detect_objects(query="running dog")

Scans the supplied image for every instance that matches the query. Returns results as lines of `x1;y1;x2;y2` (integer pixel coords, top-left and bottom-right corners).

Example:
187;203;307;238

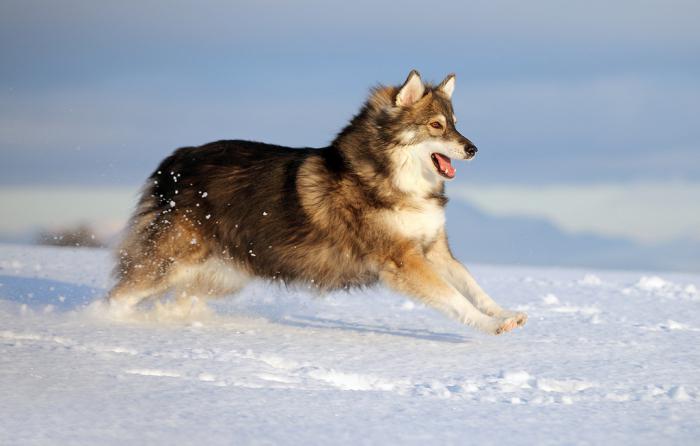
109;70;527;334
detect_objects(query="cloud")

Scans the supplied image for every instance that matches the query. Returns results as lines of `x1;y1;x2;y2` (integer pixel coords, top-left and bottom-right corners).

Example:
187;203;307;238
3;72;698;185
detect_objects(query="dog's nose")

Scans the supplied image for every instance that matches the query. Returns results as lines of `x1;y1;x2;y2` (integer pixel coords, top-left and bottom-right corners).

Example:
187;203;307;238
465;144;478;157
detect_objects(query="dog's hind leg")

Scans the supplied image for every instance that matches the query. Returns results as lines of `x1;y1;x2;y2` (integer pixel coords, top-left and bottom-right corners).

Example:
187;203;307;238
107;279;169;308
380;246;520;335
169;258;251;310
107;252;176;309
108;211;214;308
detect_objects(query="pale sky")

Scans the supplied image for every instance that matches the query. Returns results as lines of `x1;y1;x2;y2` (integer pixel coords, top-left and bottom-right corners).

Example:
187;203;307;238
0;0;699;267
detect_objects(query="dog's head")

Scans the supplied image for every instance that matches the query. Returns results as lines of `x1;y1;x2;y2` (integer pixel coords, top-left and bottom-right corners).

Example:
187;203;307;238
388;70;476;181
335;70;478;194
355;71;476;194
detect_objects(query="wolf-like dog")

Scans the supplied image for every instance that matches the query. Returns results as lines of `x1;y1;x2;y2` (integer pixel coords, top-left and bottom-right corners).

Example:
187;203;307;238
109;70;527;335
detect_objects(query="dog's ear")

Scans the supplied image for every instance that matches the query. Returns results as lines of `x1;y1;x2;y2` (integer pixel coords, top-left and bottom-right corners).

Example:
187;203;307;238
396;70;425;107
438;73;456;99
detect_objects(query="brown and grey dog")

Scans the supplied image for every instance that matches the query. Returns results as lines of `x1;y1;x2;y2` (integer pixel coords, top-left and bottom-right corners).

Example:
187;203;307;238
109;70;527;335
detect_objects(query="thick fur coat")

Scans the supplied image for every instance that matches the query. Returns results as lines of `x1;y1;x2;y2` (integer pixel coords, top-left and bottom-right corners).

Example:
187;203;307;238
109;71;527;334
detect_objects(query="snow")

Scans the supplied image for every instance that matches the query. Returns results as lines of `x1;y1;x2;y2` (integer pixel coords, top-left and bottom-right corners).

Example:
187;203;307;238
1;243;699;445
578;273;602;286
636;275;673;291
541;293;560;305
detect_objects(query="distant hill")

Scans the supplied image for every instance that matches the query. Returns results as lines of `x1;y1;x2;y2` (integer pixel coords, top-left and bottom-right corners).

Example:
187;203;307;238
445;198;700;273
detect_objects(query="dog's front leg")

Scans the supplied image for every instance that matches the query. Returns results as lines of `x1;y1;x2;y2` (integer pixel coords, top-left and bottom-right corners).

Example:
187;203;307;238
439;258;527;327
379;246;520;334
426;232;527;328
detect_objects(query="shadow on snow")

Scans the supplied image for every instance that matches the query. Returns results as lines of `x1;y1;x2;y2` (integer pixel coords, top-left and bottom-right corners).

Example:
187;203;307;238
0;275;103;311
278;314;471;344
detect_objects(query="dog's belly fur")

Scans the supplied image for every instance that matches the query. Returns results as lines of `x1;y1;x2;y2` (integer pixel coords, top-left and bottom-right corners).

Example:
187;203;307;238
113;140;440;294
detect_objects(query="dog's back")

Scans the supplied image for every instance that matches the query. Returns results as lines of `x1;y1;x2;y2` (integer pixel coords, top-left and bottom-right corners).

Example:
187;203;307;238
112;140;380;304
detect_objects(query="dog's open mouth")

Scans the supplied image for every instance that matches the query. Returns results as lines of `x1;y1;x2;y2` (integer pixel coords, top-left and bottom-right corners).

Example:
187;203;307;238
431;153;456;179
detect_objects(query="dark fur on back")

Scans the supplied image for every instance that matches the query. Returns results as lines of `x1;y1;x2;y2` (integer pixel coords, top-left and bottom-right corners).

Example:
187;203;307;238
145;141;378;288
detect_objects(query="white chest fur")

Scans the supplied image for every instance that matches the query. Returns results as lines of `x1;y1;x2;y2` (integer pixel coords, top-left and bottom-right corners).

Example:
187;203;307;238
381;201;445;242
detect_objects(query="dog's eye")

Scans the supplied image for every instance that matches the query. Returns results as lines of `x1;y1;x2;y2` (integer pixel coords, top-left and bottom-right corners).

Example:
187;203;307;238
429;121;443;129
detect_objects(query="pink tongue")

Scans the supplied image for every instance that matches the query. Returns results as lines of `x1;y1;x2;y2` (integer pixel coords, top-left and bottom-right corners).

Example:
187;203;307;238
434;153;456;178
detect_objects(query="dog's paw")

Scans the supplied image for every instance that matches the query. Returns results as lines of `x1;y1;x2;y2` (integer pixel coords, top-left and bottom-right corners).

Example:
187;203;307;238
499;310;528;327
491;315;520;335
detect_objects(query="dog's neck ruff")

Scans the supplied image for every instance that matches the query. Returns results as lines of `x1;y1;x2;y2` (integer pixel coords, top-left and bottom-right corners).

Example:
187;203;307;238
389;145;444;198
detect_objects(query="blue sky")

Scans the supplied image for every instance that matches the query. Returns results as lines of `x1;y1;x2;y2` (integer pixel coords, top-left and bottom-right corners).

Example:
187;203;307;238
1;0;699;268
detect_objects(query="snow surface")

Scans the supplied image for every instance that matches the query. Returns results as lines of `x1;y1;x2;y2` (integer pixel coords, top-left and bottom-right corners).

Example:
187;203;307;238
1;243;699;445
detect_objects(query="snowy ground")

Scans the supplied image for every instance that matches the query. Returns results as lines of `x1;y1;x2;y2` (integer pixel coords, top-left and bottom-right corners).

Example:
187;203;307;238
1;243;699;445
